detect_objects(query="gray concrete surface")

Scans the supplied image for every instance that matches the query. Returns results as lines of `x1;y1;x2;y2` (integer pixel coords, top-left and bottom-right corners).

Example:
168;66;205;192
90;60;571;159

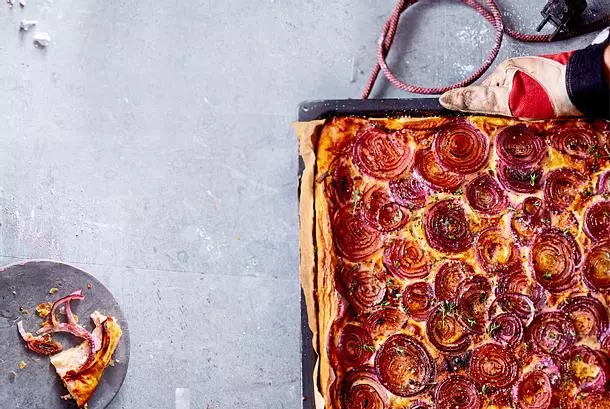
0;0;608;408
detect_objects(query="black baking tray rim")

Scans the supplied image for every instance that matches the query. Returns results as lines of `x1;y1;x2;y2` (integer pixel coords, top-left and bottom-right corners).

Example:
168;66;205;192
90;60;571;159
299;98;452;409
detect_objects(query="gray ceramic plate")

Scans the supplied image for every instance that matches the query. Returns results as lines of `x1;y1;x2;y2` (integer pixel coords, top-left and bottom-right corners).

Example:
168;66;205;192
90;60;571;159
0;260;130;409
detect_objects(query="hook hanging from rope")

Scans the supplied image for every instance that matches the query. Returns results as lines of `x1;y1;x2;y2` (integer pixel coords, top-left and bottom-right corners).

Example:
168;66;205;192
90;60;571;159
361;0;610;98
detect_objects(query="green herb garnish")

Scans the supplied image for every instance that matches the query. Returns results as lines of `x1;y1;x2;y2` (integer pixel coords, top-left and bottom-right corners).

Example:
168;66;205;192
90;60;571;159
481;384;490;395
362;344;376;352
351;188;361;214
454;188;463;195
487;322;501;337
530;173;538;186
439;301;457;320
544;271;553;280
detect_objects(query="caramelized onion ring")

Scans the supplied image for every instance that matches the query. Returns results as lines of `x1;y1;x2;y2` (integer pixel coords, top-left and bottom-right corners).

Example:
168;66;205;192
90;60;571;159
543;168;586;214
402;282;436;321
497;162;543;194
469;343;519;388
333;205;383;261
343;269;387;314
365;308;408;339
584;201;610;243
550;123;599;159
510;197;551;245
433;121;490;174
527;311;576;356
583;240;610;291
340;367;389;409
561;295;609;341
389;173;428;209
466;172;509;215
414;149;465;192
490;313;524;349
352;126;411;179
328;155;361;207
337;324;375;368
426;307;472;354
475;228;521;275
496;124;546;168
434;375;482;409
513;370;552;409
434;260;475;301
530;229;581;293
424;200;473;253
357;186;409;232
489;293;535;326
598;171;610;195
567;346;610;393
375;334;436;397
383;239;431;280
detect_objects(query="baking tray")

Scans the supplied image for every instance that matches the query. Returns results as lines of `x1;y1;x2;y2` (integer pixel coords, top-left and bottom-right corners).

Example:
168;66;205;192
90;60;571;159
298;98;458;409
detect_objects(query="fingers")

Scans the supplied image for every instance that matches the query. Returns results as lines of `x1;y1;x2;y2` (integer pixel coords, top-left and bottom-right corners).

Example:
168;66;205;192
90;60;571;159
439;85;511;116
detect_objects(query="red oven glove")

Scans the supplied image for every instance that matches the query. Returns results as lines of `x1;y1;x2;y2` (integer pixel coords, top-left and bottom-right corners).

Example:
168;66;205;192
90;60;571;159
440;28;610;119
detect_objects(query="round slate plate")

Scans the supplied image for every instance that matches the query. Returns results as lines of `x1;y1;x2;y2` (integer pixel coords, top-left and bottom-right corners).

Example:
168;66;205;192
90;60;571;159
0;260;130;409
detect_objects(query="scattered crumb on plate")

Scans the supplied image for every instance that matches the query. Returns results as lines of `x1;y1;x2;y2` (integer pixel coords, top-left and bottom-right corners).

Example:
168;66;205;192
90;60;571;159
36;302;53;318
18;360;27;370
19;306;29;315
87;283;93;289
49;287;58;295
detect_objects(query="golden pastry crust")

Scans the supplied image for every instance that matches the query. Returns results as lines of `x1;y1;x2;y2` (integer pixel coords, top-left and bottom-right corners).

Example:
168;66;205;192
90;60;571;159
300;115;610;409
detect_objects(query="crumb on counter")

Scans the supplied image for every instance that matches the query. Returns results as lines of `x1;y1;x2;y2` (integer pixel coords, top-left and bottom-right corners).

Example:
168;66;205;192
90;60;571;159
12;291;16;296
49;287;58;295
18;360;26;370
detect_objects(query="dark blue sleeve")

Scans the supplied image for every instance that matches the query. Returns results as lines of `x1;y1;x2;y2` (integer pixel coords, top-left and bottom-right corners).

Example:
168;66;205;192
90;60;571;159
566;36;610;119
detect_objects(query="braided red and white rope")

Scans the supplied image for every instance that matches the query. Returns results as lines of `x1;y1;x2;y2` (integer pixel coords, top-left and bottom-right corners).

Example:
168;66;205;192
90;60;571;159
362;0;610;98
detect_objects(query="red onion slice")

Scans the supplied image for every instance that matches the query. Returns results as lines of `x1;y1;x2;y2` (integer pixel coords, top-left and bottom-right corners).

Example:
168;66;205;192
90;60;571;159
567;346;610;394
530;229;581;293
426;305;472;354
333;205;383;261
561;295;609;341
17;290;97;375
466;172;509;215
583;240;610;291
383;239;431;280
337;324;375;368
513;370;552;409
434;375;482;409
456;276;492;334
469;343;519;389
496;124;546;168
340;367;389;409
510;197;551;245
328;154;362;207
424;200;473;253
489;313;524;349
402;282;436;321
374;334;436;397
475;228;521;275
389;173;428;209
433;121;490;174
342;268;387;314
584;201;610;242
17;320;63;355
543;168;586;213
357;186;409;232
434;260;475;301
497;162;543;194
550;123;599;159
527;311;577;356
352;126;411;179
598;171;610;195
489;293;535;326
414;149;465;192
364;308;408;339
496;272;545;308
